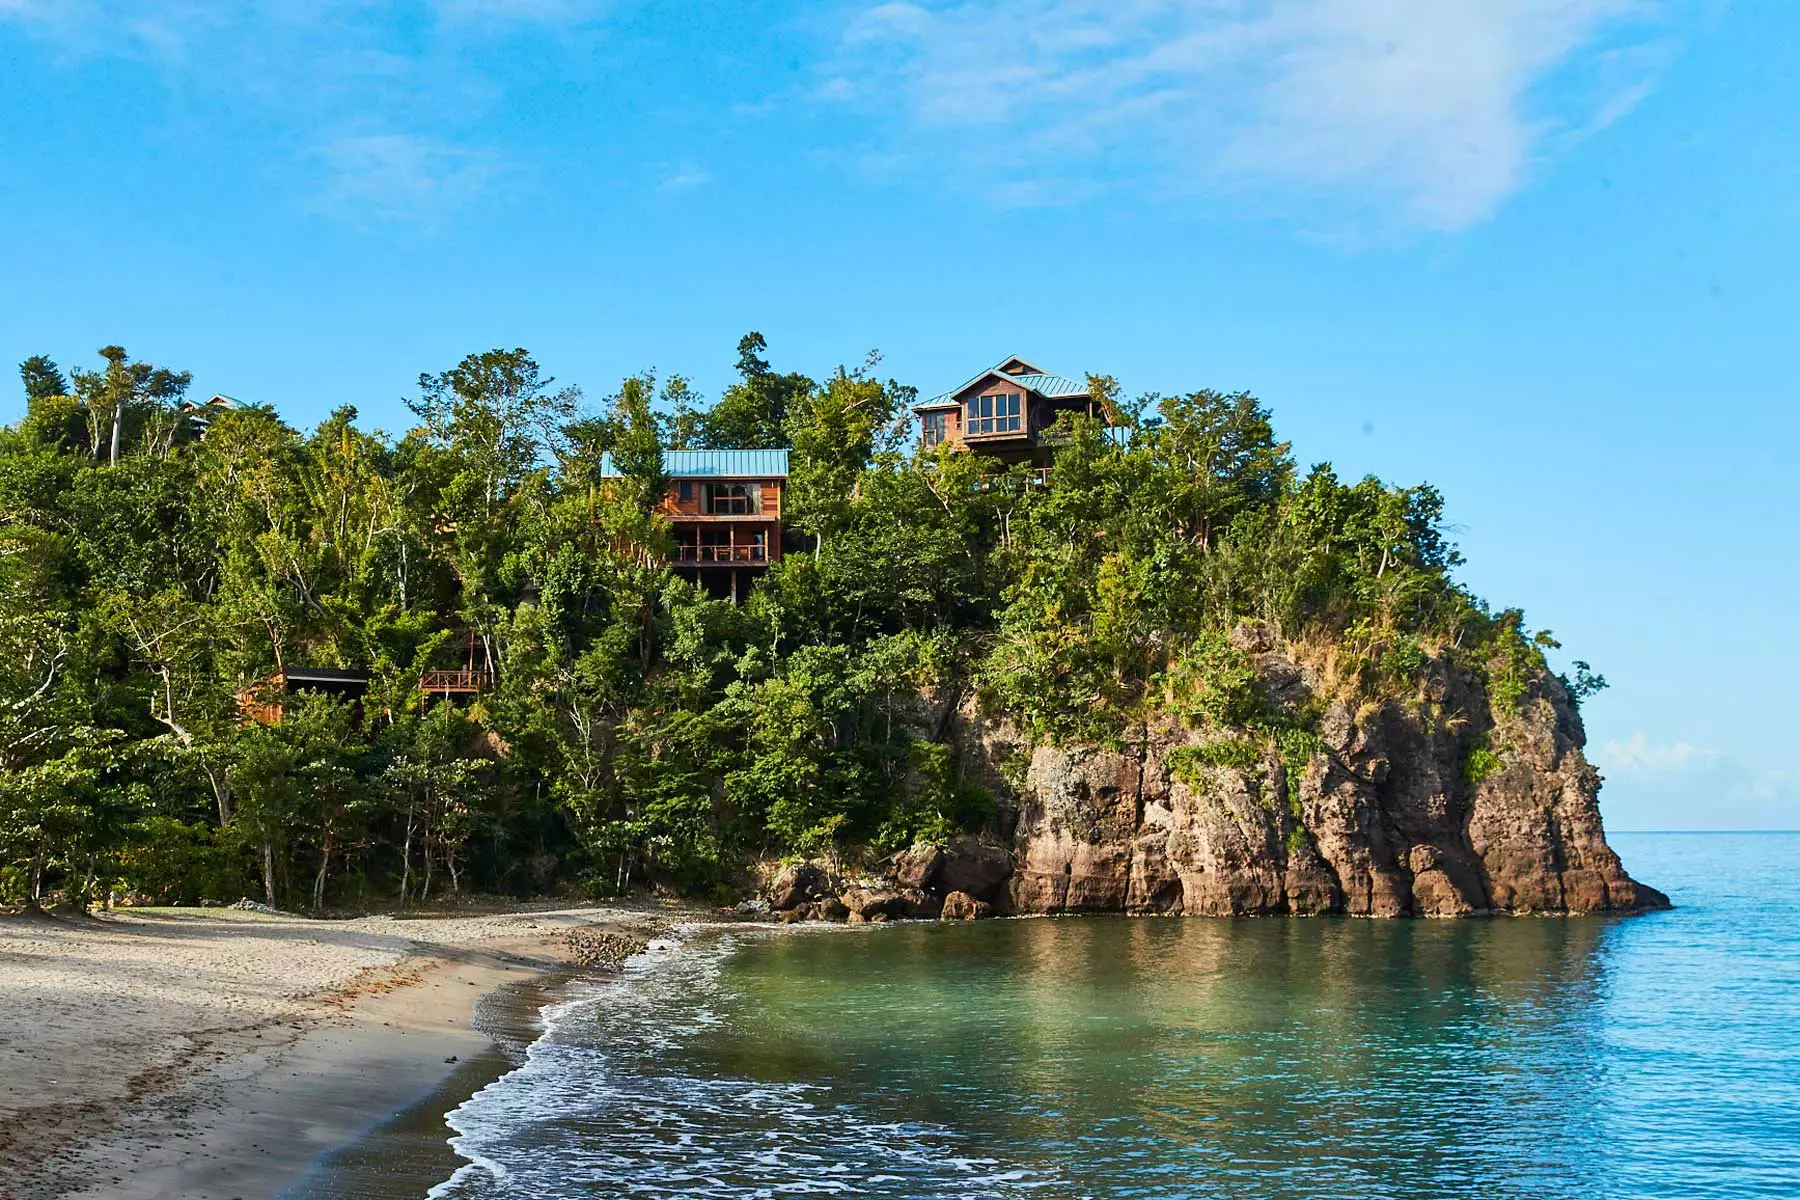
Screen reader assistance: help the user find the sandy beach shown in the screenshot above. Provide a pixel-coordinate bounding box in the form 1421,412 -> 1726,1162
0,903 -> 686,1200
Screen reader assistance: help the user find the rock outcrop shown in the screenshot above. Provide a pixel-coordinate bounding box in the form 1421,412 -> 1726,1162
983,640 -> 1666,918
764,639 -> 1664,922
940,891 -> 992,921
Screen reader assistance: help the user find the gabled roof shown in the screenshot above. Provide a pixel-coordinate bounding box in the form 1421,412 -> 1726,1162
914,357 -> 1091,411
180,393 -> 240,412
598,448 -> 789,479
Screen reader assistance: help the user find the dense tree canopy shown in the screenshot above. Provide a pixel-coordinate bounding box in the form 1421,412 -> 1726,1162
0,340 -> 1577,911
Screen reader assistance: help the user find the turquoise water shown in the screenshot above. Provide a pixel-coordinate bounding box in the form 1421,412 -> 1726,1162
431,833 -> 1800,1199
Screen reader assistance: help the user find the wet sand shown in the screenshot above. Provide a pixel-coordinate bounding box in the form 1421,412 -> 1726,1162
0,904 -> 682,1200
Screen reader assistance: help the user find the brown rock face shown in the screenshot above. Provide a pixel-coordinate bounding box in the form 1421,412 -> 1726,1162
899,888 -> 943,919
841,887 -> 907,920
985,649 -> 1665,919
892,837 -> 1012,902
940,891 -> 992,920
767,862 -> 836,912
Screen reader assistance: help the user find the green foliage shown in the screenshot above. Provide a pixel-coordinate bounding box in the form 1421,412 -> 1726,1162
1563,660 -> 1609,710
0,336 -> 1587,909
1481,609 -> 1547,714
20,355 -> 70,402
1175,738 -> 1262,773
1276,727 -> 1327,789
1464,737 -> 1503,785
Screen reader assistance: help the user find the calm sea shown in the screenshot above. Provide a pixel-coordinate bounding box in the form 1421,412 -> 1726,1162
426,832 -> 1800,1199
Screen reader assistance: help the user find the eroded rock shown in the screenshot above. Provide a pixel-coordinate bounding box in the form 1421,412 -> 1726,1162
982,645 -> 1664,919
940,891 -> 992,920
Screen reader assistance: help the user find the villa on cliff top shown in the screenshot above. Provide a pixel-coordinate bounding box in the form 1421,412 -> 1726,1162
912,356 -> 1099,466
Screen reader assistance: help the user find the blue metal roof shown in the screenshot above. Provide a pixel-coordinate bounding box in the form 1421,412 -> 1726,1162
598,448 -> 789,478
915,358 -> 1091,410
1009,373 -> 1088,397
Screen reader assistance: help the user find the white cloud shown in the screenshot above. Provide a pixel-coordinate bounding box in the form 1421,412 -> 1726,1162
314,134 -> 500,225
1599,732 -> 1718,776
832,0 -> 1668,231
429,0 -> 610,24
658,165 -> 714,192
0,2 -> 573,225
1595,734 -> 1800,831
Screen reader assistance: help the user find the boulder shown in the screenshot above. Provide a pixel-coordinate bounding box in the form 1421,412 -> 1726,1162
841,887 -> 906,920
768,862 -> 831,911
936,837 -> 1014,901
814,897 -> 850,922
893,843 -> 942,891
940,890 -> 992,921
899,887 -> 943,919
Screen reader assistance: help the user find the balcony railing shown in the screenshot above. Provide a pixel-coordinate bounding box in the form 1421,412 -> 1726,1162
420,669 -> 491,693
974,467 -> 1052,492
675,544 -> 769,564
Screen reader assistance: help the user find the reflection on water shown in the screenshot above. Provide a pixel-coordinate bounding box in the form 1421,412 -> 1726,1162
430,833 -> 1800,1200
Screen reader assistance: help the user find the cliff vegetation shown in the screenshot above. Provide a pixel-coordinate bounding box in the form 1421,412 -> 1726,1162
0,340 -> 1660,915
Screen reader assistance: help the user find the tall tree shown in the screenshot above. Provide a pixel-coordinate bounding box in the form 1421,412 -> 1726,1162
697,333 -> 812,449
19,355 -> 69,401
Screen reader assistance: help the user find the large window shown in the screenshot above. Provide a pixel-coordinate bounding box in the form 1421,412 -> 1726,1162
921,410 -> 948,447
703,482 -> 758,515
965,391 -> 1022,436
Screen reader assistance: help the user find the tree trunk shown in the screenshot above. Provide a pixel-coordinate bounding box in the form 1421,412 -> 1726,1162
76,851 -> 97,914
206,765 -> 232,825
27,850 -> 45,911
399,800 -> 416,907
261,841 -> 276,907
313,836 -> 331,912
110,406 -> 124,464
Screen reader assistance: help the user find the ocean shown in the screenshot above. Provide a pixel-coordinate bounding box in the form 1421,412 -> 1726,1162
421,832 -> 1799,1199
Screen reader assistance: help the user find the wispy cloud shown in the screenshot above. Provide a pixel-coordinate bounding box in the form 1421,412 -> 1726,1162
1599,732 -> 1718,775
829,0 -> 1670,231
1596,734 -> 1800,830
314,134 -> 501,225
658,164 -> 714,192
429,0 -> 611,25
0,1 -> 607,226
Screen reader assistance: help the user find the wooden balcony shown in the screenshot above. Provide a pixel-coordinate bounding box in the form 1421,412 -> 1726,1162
975,467 -> 1053,491
675,543 -> 769,564
420,669 -> 491,694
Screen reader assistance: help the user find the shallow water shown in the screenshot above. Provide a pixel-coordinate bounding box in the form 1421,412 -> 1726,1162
427,832 -> 1800,1199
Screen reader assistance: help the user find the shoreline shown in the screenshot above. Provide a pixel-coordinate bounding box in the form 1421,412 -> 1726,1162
0,903 -> 698,1200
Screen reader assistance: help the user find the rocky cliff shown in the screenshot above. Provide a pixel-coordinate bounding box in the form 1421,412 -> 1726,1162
764,629 -> 1665,921
981,632 -> 1665,918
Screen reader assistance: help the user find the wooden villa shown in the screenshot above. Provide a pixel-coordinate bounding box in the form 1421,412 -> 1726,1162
238,666 -> 371,726
913,356 -> 1100,465
601,449 -> 788,602
420,631 -> 492,708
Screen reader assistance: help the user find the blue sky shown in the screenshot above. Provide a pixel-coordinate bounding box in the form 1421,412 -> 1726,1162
2,1 -> 1794,830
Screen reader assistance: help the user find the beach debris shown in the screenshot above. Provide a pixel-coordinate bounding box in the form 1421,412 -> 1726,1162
228,899 -> 284,914
565,928 -> 647,969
